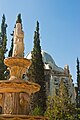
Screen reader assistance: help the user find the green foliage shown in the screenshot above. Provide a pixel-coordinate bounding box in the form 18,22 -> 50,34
77,58 -> 79,79
75,108 -> 80,119
16,13 -> 22,23
45,80 -> 76,120
31,106 -> 42,116
45,96 -> 59,120
76,58 -> 80,108
0,14 -> 8,80
8,32 -> 13,57
28,21 -> 46,115
16,13 -> 22,29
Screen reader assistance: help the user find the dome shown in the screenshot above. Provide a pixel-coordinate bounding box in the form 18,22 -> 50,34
26,50 -> 64,73
41,50 -> 56,65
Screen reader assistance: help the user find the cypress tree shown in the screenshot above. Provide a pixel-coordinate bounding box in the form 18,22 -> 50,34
8,32 -> 13,57
28,21 -> 46,115
76,58 -> 80,108
76,57 -> 79,107
0,14 -> 8,80
59,79 -> 76,119
16,13 -> 22,29
59,79 -> 71,105
1,15 -> 7,53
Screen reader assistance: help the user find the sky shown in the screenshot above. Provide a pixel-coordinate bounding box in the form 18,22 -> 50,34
0,0 -> 80,84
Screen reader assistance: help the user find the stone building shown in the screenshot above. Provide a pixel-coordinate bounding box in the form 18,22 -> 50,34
26,50 -> 76,104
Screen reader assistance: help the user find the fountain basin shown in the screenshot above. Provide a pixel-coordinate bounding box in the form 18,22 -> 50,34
4,57 -> 32,80
0,79 -> 40,115
0,79 -> 40,95
4,57 -> 31,68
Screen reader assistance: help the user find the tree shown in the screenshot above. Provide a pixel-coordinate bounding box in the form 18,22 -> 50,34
76,57 -> 80,88
8,32 -> 13,57
16,13 -> 22,29
45,79 -> 76,120
0,14 -> 8,80
45,95 -> 61,120
28,21 -> 46,115
59,79 -> 74,119
76,58 -> 80,108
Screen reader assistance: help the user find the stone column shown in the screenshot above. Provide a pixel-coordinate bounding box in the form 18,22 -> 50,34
3,93 -> 20,115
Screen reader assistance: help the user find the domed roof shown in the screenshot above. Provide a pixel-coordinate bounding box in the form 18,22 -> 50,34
26,50 -> 64,73
41,50 -> 56,65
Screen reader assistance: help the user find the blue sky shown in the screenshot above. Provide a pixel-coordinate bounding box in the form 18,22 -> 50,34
0,0 -> 80,84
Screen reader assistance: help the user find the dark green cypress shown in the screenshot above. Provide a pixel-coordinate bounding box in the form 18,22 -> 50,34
16,13 -> 22,29
76,58 -> 80,108
28,21 -> 46,115
77,58 -> 80,87
1,14 -> 8,54
0,14 -> 8,80
8,32 -> 13,57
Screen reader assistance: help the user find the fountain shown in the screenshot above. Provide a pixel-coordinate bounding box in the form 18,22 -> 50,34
0,15 -> 48,120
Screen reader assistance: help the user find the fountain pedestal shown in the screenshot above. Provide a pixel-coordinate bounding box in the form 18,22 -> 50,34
0,57 -> 39,115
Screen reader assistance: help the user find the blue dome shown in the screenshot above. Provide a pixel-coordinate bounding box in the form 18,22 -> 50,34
26,50 -> 64,73
41,50 -> 55,65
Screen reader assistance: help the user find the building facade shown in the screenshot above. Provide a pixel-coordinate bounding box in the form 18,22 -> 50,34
26,50 -> 76,104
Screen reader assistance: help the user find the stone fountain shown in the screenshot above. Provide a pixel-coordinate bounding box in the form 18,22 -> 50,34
0,15 -> 48,120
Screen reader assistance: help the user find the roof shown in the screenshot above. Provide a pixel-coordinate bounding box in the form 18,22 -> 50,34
26,50 -> 64,73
